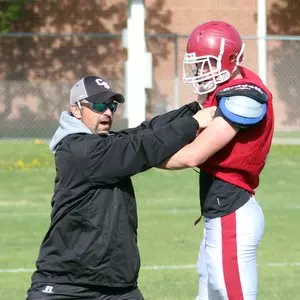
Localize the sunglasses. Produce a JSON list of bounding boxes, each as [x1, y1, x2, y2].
[[79, 101, 118, 113]]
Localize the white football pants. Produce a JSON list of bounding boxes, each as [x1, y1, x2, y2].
[[195, 197, 264, 300]]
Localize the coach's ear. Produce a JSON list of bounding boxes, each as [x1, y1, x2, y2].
[[70, 103, 82, 119]]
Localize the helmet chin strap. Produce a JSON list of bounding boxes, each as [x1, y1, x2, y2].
[[231, 67, 242, 79]]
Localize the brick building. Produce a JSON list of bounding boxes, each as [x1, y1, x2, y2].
[[1, 0, 299, 137]]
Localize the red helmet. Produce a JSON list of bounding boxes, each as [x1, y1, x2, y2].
[[183, 20, 245, 95]]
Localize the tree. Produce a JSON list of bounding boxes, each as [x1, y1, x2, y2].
[[0, 0, 25, 32]]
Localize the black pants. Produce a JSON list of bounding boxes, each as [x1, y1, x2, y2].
[[26, 282, 144, 300]]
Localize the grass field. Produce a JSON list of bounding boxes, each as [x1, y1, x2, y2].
[[0, 140, 300, 300]]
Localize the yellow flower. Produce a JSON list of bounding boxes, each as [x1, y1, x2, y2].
[[31, 159, 41, 167], [15, 160, 25, 169], [34, 139, 43, 145]]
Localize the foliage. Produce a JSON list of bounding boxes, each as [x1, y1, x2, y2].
[[0, 0, 26, 32]]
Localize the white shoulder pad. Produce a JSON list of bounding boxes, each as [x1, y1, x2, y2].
[[219, 95, 267, 127]]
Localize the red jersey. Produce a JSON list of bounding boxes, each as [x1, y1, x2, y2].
[[201, 67, 274, 194]]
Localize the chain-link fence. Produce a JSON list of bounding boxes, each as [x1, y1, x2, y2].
[[0, 33, 299, 139]]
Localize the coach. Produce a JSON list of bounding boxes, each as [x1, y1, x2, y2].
[[26, 75, 216, 300]]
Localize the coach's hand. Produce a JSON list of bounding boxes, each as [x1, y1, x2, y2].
[[193, 106, 217, 129]]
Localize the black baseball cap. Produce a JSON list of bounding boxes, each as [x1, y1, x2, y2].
[[69, 75, 125, 105]]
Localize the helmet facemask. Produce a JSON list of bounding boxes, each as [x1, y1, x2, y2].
[[183, 53, 231, 95], [183, 38, 245, 95]]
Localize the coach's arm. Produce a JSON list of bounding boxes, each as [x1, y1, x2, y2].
[[159, 116, 238, 169]]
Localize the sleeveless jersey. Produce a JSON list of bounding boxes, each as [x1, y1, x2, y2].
[[201, 67, 274, 194]]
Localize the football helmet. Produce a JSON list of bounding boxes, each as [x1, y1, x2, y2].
[[183, 20, 245, 95]]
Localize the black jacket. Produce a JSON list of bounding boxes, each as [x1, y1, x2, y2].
[[31, 102, 199, 288]]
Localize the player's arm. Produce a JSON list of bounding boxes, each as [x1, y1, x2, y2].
[[160, 84, 268, 169], [160, 116, 238, 169]]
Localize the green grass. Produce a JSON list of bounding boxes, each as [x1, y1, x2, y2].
[[274, 131, 300, 138], [0, 141, 300, 299]]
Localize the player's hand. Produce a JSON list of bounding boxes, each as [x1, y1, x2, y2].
[[192, 106, 217, 129]]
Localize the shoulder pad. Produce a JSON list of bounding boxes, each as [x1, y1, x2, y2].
[[218, 95, 267, 127], [217, 84, 268, 104]]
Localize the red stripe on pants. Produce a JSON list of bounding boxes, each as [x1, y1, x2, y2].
[[221, 212, 244, 299]]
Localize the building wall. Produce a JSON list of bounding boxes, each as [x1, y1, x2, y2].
[[1, 0, 298, 134], [146, 0, 259, 111], [146, 0, 296, 130]]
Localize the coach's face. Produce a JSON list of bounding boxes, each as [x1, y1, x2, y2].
[[71, 99, 117, 134]]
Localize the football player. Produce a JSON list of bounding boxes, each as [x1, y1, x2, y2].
[[161, 20, 274, 299]]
